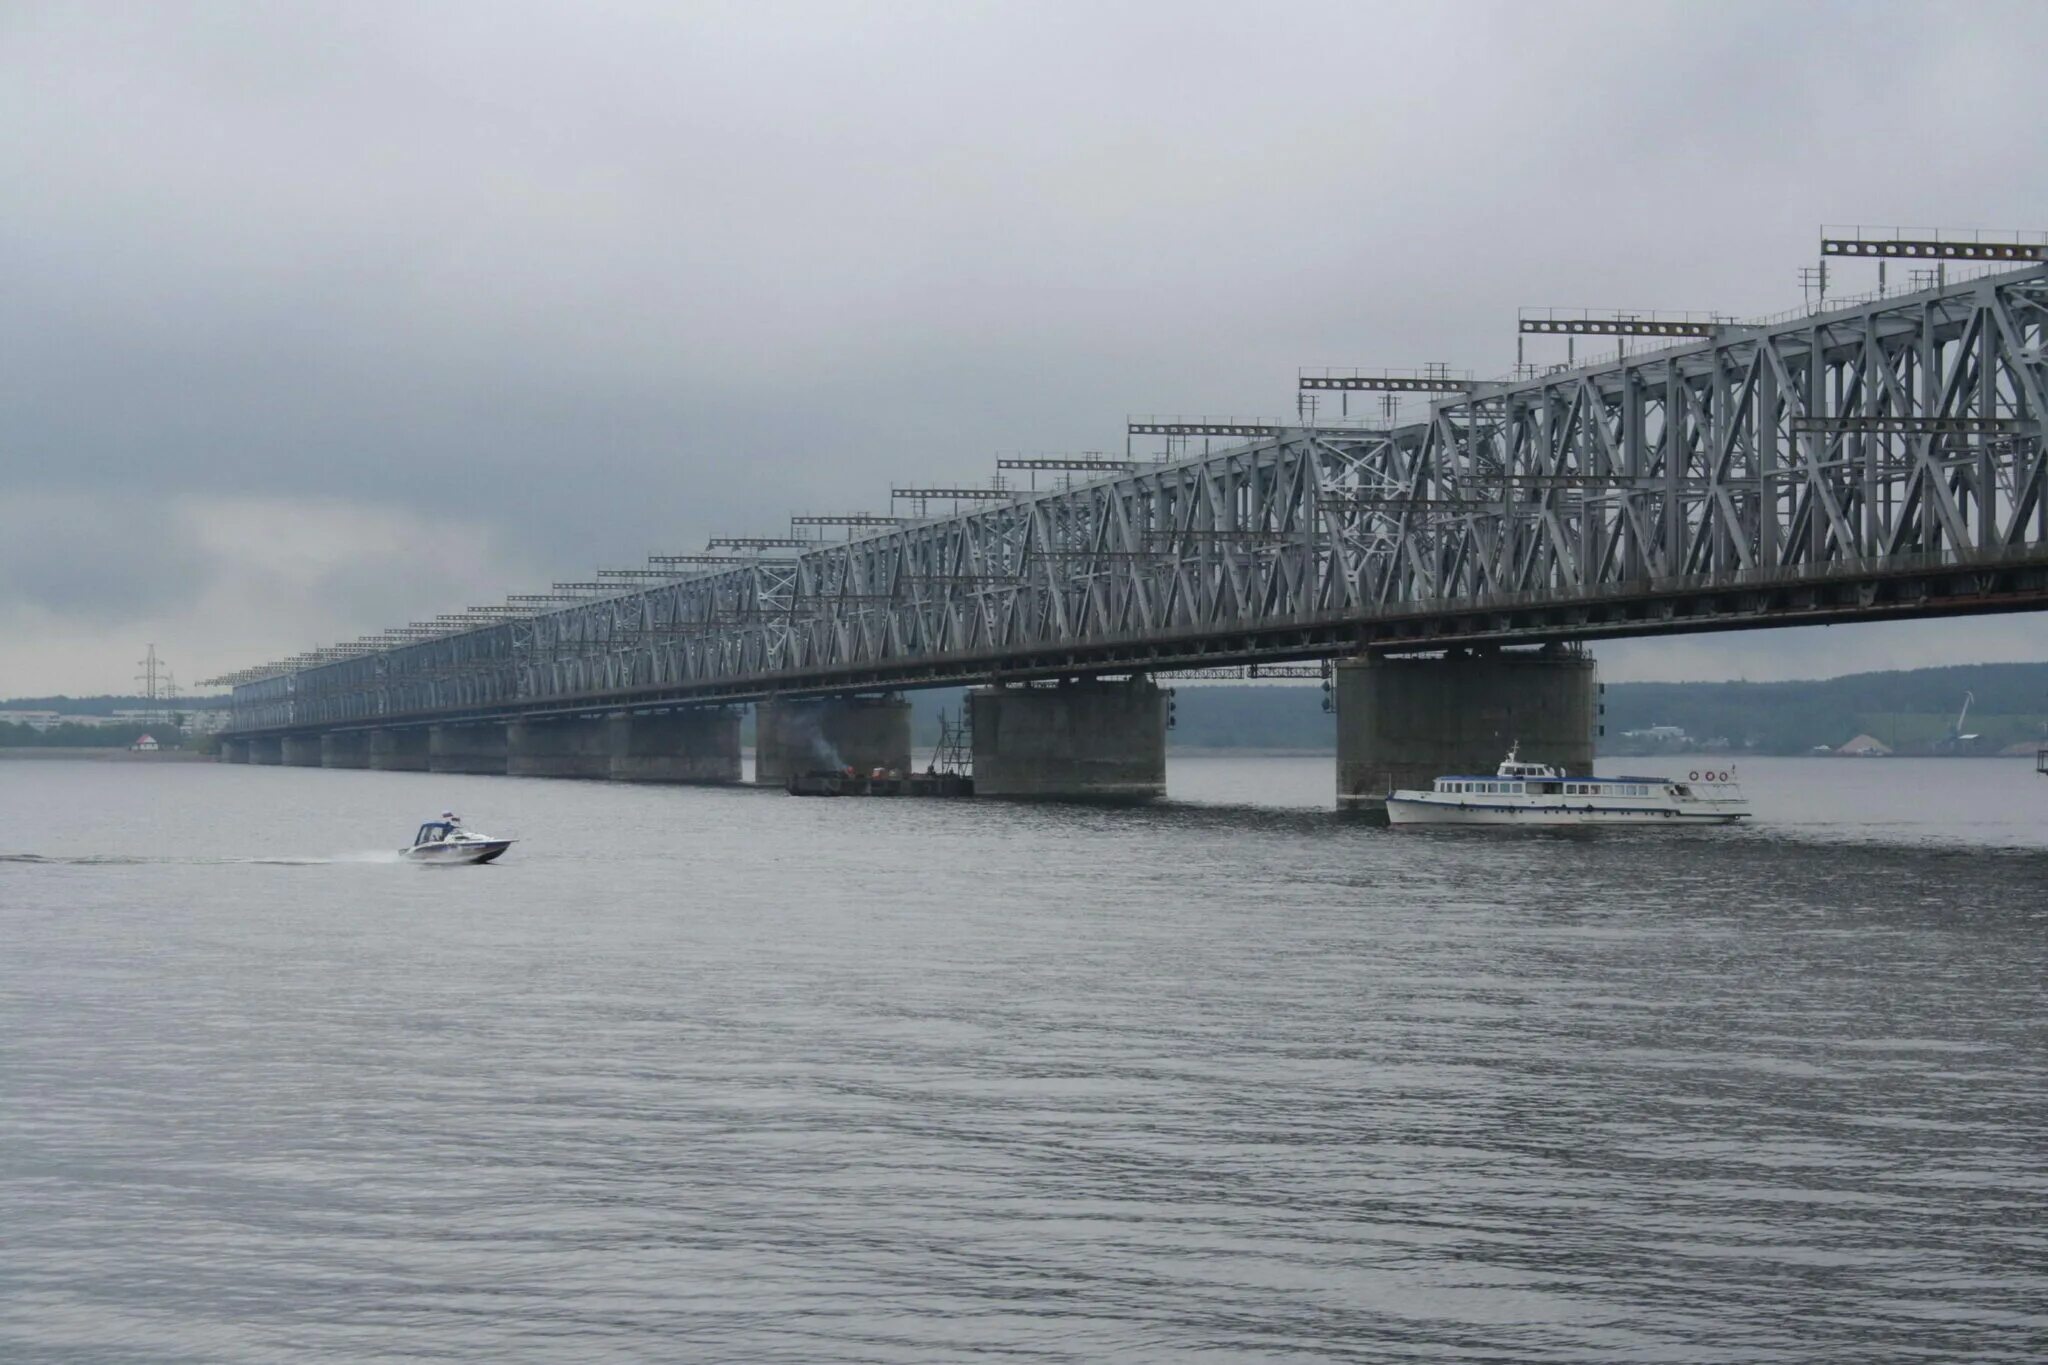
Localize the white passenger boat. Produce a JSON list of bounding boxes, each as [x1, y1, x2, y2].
[[1386, 748, 1750, 827], [401, 814, 515, 864]]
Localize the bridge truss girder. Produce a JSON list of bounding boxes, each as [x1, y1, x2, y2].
[[232, 268, 2048, 732]]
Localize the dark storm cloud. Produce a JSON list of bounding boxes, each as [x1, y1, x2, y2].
[[2, 0, 2045, 690], [0, 494, 210, 622]]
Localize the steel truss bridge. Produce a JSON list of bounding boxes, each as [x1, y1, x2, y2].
[[227, 263, 2048, 733]]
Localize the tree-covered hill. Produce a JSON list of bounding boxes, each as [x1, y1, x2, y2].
[[1600, 662, 2048, 754]]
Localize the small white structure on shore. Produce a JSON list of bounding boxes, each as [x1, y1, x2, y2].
[[130, 733, 159, 752], [1836, 733, 1892, 756]]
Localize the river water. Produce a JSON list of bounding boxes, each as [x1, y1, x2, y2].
[[2, 755, 2044, 1362]]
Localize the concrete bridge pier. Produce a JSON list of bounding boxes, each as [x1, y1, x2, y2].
[[609, 709, 741, 783], [429, 723, 507, 774], [370, 728, 431, 772], [281, 735, 323, 767], [246, 736, 283, 765], [320, 731, 373, 768], [507, 716, 612, 779], [218, 738, 247, 763], [1335, 646, 1597, 817], [755, 695, 912, 786], [969, 677, 1167, 801]]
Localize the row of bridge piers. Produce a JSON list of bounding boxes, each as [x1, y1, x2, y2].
[[217, 648, 1598, 812]]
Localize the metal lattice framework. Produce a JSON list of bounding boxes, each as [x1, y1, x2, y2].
[[230, 267, 2048, 732]]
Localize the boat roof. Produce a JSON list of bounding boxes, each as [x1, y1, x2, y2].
[[1436, 772, 1671, 782]]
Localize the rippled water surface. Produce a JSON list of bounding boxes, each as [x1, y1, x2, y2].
[[3, 755, 2045, 1362]]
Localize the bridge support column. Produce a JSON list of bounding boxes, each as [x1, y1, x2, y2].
[[507, 716, 612, 779], [969, 678, 1167, 801], [246, 736, 282, 765], [370, 728, 431, 772], [608, 709, 741, 783], [1336, 647, 1597, 816], [429, 723, 507, 775], [218, 738, 246, 764], [320, 731, 373, 769], [755, 695, 912, 786], [281, 735, 323, 767]]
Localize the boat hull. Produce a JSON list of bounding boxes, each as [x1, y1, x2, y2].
[[401, 839, 514, 864], [1387, 798, 1747, 827]]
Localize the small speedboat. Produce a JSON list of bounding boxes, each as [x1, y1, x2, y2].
[[401, 815, 514, 864], [1386, 746, 1751, 827]]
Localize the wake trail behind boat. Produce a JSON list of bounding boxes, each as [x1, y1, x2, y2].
[[1, 851, 407, 867]]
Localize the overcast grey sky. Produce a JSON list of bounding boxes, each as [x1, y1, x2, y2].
[[3, 0, 2044, 695]]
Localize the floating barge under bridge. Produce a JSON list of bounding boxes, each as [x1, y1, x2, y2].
[[787, 769, 974, 798]]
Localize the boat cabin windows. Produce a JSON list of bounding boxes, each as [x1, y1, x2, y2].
[[1552, 780, 1670, 798], [414, 821, 456, 845], [1429, 773, 1690, 802]]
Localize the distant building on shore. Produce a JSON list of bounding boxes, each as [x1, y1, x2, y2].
[[1622, 724, 1688, 742], [0, 706, 224, 736], [1837, 733, 1894, 756]]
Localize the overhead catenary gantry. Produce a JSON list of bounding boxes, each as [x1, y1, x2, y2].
[[995, 456, 1136, 472], [995, 454, 1141, 491], [1821, 234, 2048, 262], [1296, 369, 1474, 393], [649, 553, 789, 566], [889, 485, 1018, 517], [1799, 228, 2048, 309], [1125, 420, 1284, 437], [889, 486, 1015, 500], [790, 514, 904, 528], [1516, 311, 1727, 338]]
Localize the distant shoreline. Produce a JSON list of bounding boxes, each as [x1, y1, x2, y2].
[[1168, 745, 1336, 757], [0, 748, 211, 762]]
